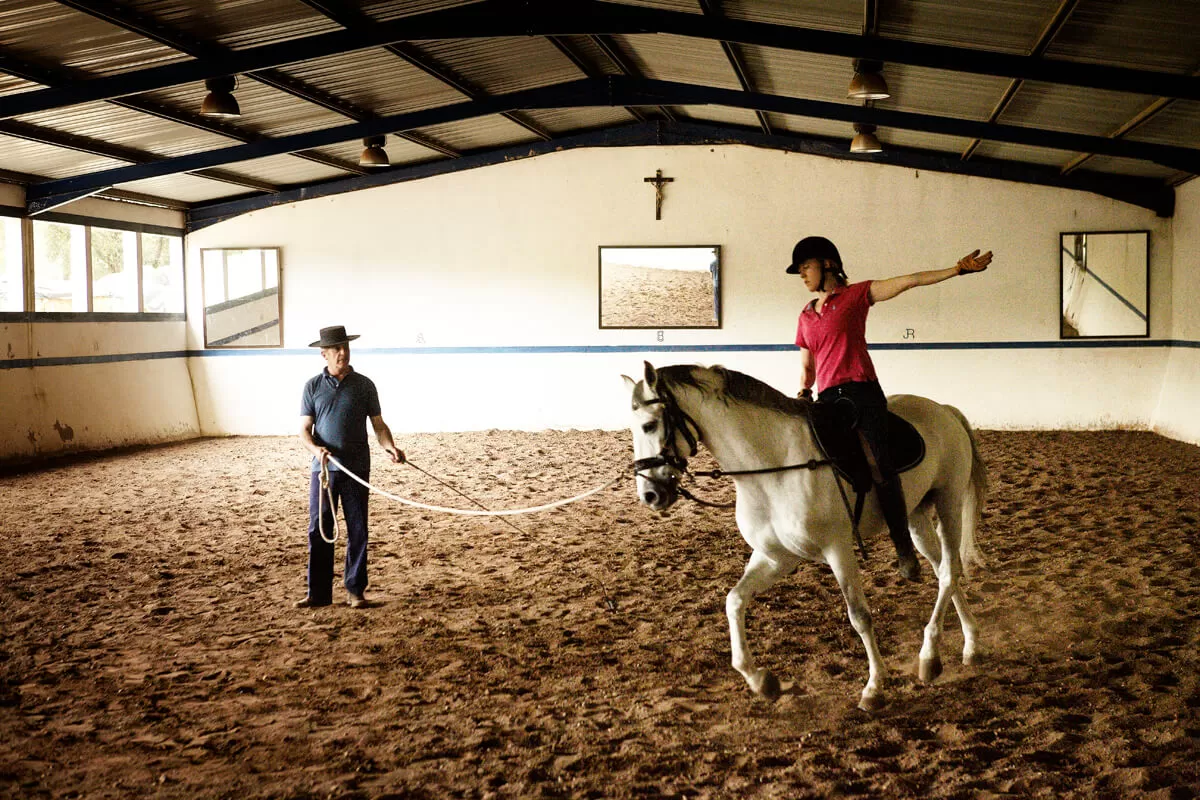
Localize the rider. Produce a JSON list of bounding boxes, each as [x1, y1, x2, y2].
[[788, 236, 991, 582]]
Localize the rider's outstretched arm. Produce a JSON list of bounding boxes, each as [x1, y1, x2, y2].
[[869, 249, 992, 304]]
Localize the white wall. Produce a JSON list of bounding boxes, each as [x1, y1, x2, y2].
[[0, 320, 199, 460], [0, 195, 198, 464], [1153, 178, 1200, 444], [184, 145, 1176, 439]]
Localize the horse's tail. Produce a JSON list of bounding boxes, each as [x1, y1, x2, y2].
[[944, 404, 988, 576]]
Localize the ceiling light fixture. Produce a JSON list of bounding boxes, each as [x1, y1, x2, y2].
[[847, 60, 890, 100], [201, 76, 241, 118], [359, 135, 390, 168], [850, 123, 883, 153]]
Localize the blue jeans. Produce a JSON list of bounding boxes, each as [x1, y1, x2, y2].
[[307, 470, 370, 603]]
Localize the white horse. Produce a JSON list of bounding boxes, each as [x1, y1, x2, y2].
[[622, 362, 988, 710]]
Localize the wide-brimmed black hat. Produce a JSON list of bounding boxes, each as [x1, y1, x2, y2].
[[785, 236, 843, 274], [309, 325, 360, 348]]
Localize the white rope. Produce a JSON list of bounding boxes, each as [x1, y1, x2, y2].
[[325, 454, 627, 516], [317, 461, 339, 544]]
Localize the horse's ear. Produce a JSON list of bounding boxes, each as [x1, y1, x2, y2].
[[643, 361, 658, 391], [621, 374, 636, 392]]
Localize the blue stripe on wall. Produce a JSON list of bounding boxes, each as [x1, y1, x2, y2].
[[3, 339, 1199, 370]]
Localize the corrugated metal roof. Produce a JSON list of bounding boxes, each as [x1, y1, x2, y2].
[[1000, 81, 1159, 136], [0, 131, 130, 178], [413, 114, 540, 153], [719, 0, 864, 33], [114, 171, 259, 203], [141, 77, 353, 140], [214, 152, 349, 188], [614, 33, 743, 89], [125, 0, 342, 50], [1072, 154, 1180, 179], [879, 0, 1064, 54], [880, 63, 1013, 121], [972, 140, 1079, 167], [676, 104, 762, 129], [15, 100, 238, 156], [417, 37, 584, 95], [1127, 99, 1200, 149], [520, 106, 638, 137], [0, 0, 1192, 219], [358, 0, 477, 23], [0, 0, 188, 75], [1045, 0, 1200, 71], [737, 46, 855, 103], [274, 49, 467, 118]]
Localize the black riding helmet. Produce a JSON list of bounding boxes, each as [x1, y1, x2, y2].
[[785, 236, 849, 285]]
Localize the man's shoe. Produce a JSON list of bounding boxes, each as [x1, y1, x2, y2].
[[294, 596, 331, 608], [897, 552, 922, 583], [347, 591, 367, 609]]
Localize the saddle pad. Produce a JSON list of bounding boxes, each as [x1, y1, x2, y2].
[[808, 403, 926, 491]]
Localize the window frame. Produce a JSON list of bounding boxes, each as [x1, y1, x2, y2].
[[0, 207, 186, 322]]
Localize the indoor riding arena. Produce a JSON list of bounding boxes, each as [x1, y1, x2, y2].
[[2, 2, 1198, 799]]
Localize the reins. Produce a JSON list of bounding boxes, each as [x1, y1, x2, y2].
[[634, 388, 869, 559]]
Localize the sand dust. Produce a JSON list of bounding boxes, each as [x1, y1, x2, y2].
[[1, 428, 1198, 798], [601, 264, 718, 328]]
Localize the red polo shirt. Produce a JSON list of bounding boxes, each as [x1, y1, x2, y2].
[[795, 280, 878, 392]]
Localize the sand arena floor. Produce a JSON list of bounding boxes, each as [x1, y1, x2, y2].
[[1, 428, 1198, 799]]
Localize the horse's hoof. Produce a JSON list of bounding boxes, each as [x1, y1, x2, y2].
[[963, 650, 982, 668], [756, 671, 782, 702], [858, 692, 886, 713], [919, 656, 943, 683]]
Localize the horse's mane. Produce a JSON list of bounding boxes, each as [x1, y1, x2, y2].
[[658, 364, 811, 418]]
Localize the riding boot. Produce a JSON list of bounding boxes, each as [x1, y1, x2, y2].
[[876, 477, 920, 582]]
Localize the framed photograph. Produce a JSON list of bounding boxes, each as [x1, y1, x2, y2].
[[599, 245, 721, 329]]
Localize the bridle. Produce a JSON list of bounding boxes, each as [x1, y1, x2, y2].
[[629, 382, 870, 557], [631, 383, 700, 480]]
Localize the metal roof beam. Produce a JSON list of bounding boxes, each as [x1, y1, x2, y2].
[[294, 0, 548, 142], [26, 77, 1200, 208], [962, 0, 1079, 161], [698, 0, 770, 135], [186, 120, 1174, 229], [546, 35, 648, 122], [9, 0, 1199, 122], [0, 118, 280, 202], [0, 46, 358, 180], [591, 34, 675, 122], [45, 0, 372, 173], [1060, 61, 1200, 176]]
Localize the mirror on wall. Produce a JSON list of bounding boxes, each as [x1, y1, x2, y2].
[[599, 245, 721, 329], [1060, 231, 1148, 339], [201, 247, 282, 347]]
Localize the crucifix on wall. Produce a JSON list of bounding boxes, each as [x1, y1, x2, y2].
[[643, 169, 674, 220]]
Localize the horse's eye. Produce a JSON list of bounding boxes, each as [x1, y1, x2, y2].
[[641, 421, 657, 433]]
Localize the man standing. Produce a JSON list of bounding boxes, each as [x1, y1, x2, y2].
[[297, 325, 404, 609]]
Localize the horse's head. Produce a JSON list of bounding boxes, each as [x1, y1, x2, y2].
[[621, 361, 697, 512]]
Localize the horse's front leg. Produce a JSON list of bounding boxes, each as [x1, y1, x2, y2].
[[726, 549, 796, 701], [826, 542, 887, 711]]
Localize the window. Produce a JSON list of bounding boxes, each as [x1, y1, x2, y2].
[[91, 227, 139, 313], [0, 215, 186, 318], [0, 216, 22, 312], [33, 220, 88, 312], [142, 233, 184, 314]]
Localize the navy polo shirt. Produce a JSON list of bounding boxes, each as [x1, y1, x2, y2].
[[301, 367, 381, 478]]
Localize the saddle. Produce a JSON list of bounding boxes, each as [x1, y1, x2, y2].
[[808, 399, 926, 493]]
